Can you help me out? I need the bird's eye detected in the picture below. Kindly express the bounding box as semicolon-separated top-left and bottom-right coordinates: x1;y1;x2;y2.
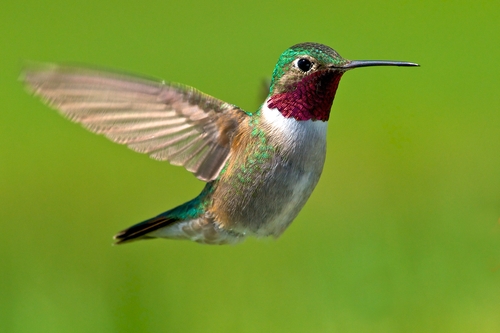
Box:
296;58;312;72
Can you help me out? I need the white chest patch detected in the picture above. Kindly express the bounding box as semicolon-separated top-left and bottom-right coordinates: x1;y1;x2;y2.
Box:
254;101;328;236
261;100;328;143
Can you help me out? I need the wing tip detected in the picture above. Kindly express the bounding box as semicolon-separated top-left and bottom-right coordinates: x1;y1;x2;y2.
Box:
20;61;64;96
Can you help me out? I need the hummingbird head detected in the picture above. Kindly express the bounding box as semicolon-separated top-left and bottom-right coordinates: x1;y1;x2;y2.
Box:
267;42;418;121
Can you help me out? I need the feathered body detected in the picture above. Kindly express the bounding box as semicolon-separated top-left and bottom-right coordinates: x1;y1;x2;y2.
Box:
22;43;418;245
145;105;328;244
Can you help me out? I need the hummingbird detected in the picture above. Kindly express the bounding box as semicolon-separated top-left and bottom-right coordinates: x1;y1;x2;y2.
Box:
22;43;418;245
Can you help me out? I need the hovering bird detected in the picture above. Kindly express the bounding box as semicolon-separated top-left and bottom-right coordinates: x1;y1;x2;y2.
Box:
22;43;418;245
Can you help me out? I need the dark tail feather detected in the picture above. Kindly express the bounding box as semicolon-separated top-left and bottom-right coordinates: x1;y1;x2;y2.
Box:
114;215;178;245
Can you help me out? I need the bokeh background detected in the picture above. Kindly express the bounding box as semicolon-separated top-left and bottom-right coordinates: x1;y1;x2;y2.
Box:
1;1;499;332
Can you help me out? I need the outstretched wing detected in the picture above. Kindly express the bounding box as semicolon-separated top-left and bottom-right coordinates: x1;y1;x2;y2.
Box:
22;63;246;181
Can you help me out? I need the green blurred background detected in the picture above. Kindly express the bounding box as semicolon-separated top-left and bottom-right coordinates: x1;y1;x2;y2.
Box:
1;0;499;332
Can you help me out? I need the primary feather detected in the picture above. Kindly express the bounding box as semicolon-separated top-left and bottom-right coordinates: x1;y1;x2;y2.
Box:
22;63;243;181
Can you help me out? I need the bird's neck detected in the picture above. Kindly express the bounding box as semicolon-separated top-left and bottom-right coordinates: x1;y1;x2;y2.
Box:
266;71;343;121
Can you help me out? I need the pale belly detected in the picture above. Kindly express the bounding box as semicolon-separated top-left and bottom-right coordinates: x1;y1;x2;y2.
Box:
211;105;328;237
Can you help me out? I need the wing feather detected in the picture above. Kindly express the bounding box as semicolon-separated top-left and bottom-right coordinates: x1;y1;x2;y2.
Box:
22;63;246;181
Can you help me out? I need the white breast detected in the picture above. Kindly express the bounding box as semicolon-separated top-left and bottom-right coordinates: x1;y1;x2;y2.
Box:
253;101;328;236
260;100;328;149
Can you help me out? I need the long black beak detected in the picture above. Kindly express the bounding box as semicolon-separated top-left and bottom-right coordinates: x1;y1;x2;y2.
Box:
341;60;419;69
